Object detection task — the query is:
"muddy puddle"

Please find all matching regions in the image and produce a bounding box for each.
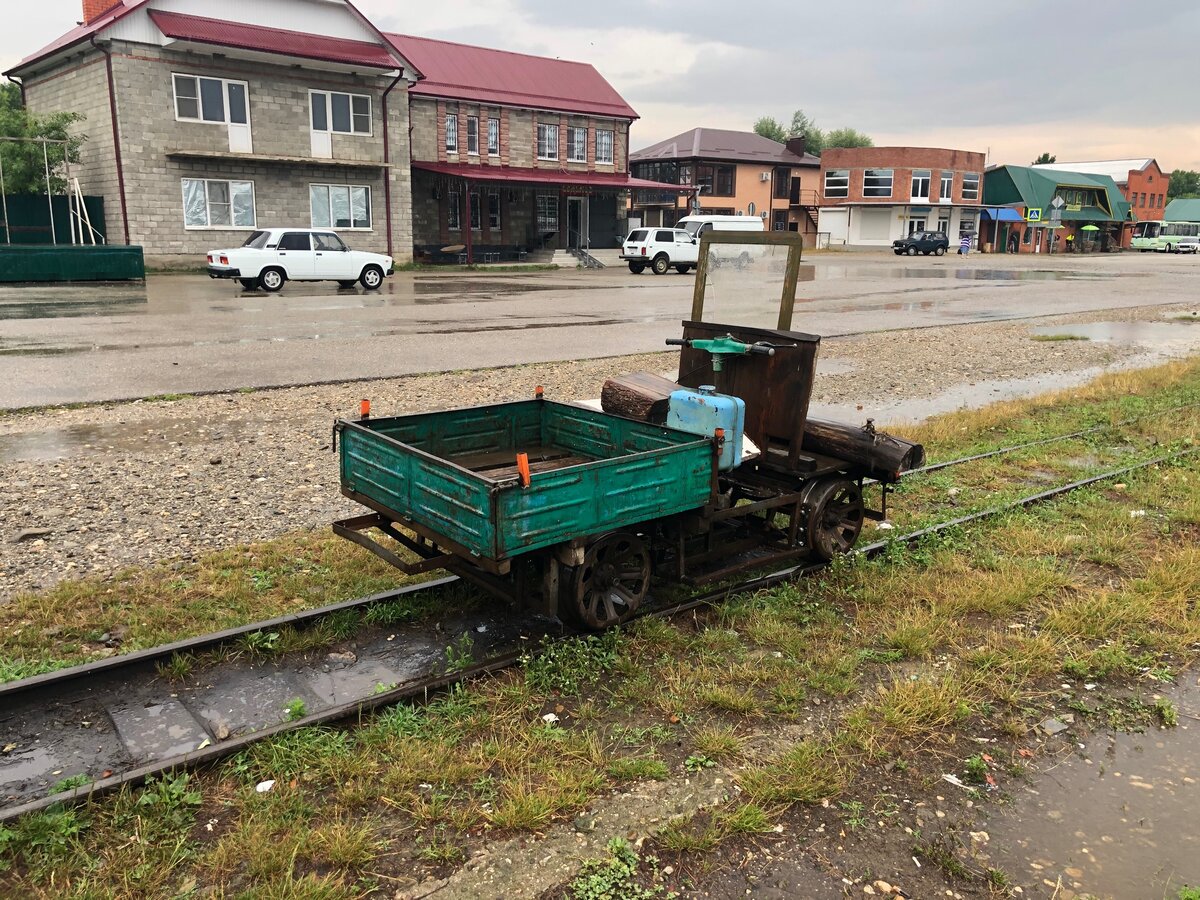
[985,675,1200,897]
[1033,320,1200,347]
[797,265,1112,283]
[0,418,246,463]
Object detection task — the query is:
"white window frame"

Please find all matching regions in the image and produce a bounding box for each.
[467,116,479,155]
[824,169,849,198]
[595,129,614,165]
[448,190,461,231]
[537,123,559,161]
[961,172,980,201]
[487,117,500,155]
[181,178,256,230]
[445,113,458,153]
[862,168,894,198]
[309,90,372,137]
[568,126,587,162]
[488,191,501,230]
[911,169,931,200]
[536,193,558,230]
[309,183,372,231]
[940,170,953,199]
[173,73,250,126]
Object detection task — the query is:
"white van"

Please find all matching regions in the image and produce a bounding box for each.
[676,215,765,238]
[677,215,765,266]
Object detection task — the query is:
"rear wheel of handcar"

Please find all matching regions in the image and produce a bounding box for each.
[359,265,384,290]
[651,255,671,275]
[566,531,650,630]
[259,267,286,293]
[628,261,646,274]
[803,477,865,561]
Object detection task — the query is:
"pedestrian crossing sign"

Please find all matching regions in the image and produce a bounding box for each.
[1026,208,1043,222]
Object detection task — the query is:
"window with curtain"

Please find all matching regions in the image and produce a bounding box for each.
[310,184,371,229]
[182,178,255,228]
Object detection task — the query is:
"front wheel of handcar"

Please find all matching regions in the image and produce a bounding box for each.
[258,267,286,293]
[359,265,384,290]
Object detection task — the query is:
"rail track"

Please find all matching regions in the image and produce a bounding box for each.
[1,426,1196,824]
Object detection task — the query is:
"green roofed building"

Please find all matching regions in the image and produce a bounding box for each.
[981,164,1132,254]
[1164,198,1200,222]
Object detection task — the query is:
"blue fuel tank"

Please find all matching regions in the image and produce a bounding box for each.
[666,385,745,471]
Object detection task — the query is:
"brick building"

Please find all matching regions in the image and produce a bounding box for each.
[627,128,820,239]
[389,34,671,262]
[1031,159,1170,248]
[8,0,418,263]
[816,147,985,248]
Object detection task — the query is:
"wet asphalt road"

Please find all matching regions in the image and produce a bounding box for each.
[0,252,1196,409]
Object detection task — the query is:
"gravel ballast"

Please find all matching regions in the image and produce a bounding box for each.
[1,301,1196,603]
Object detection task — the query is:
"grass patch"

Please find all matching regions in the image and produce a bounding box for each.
[7,358,1200,894]
[1031,333,1090,342]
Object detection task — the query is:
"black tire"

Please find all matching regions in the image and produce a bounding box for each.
[906,246,918,256]
[934,246,946,256]
[894,250,903,255]
[922,249,931,255]
[258,267,285,293]
[651,254,670,275]
[337,280,358,289]
[238,278,257,291]
[675,265,691,274]
[359,265,384,290]
[565,532,650,630]
[628,261,646,274]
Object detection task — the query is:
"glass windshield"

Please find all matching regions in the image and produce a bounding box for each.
[681,221,702,236]
[242,230,269,249]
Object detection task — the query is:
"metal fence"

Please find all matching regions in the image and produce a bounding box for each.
[0,136,106,245]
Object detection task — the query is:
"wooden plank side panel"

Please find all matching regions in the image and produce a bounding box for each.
[340,426,497,558]
[496,441,711,557]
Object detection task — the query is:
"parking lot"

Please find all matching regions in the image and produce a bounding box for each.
[0,250,1197,409]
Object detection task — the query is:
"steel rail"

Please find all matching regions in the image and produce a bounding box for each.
[906,400,1200,476]
[5,445,1193,824]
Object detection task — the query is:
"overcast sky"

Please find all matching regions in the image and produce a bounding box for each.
[6,0,1199,171]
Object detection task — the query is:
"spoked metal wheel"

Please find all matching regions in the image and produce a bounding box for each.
[804,478,865,560]
[569,532,650,630]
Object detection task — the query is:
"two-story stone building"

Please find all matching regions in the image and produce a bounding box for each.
[816,147,986,248]
[8,0,419,263]
[9,0,667,265]
[386,33,668,262]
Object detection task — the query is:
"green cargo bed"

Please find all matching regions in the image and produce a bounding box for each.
[337,400,714,565]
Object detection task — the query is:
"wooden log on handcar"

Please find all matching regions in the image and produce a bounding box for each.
[802,417,924,481]
[600,372,678,423]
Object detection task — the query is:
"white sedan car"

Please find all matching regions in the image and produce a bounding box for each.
[206,228,394,292]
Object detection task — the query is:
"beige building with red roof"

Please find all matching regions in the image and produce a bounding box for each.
[8,0,664,263]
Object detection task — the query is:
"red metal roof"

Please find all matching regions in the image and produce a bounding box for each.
[413,161,683,191]
[9,0,150,73]
[147,10,399,69]
[387,33,638,120]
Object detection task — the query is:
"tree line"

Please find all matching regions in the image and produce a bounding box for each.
[752,110,872,156]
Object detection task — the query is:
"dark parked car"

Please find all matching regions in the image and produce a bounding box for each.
[893,231,949,256]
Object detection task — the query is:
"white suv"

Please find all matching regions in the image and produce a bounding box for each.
[206,228,394,292]
[621,228,699,275]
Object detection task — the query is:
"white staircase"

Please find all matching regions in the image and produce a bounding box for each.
[551,249,578,267]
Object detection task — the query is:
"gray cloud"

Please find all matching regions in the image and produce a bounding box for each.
[5,0,1198,168]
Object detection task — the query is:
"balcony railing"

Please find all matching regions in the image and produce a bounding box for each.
[790,187,819,207]
[633,189,680,206]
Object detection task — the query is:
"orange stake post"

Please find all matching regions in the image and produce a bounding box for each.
[516,452,531,487]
